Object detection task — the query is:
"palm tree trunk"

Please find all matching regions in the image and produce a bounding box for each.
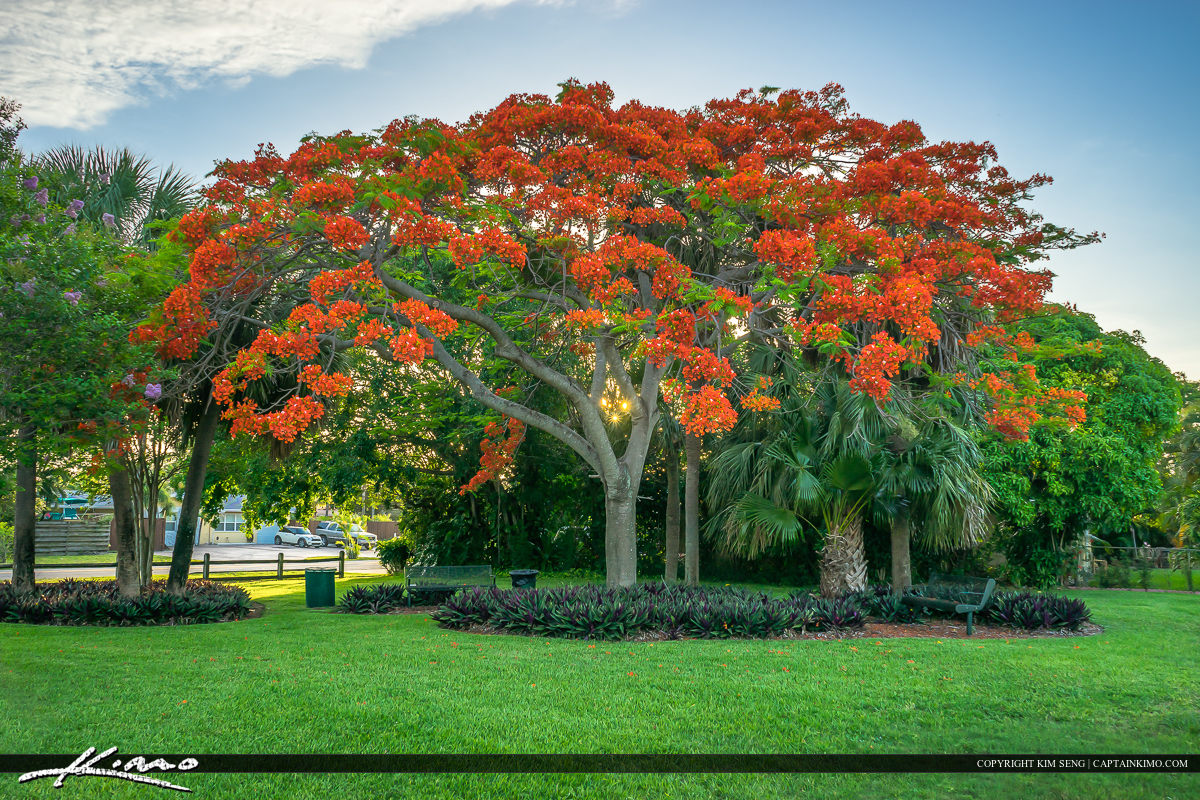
[664,437,680,584]
[12,423,37,594]
[891,515,913,592]
[683,431,702,586]
[109,464,139,597]
[166,398,221,594]
[819,512,867,597]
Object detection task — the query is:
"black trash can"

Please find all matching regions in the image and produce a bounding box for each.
[510,569,539,589]
[305,567,336,608]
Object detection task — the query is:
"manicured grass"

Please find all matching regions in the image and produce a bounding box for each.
[0,576,1196,799]
[1082,567,1198,592]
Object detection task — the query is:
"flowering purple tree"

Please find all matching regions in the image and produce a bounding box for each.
[0,100,158,594]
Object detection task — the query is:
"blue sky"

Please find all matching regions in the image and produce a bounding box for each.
[7,0,1198,376]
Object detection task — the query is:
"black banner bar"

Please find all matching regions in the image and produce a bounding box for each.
[0,754,1196,774]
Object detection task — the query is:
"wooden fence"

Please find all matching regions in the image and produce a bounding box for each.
[33,521,109,556]
[1,552,346,581]
[365,520,400,540]
[108,517,165,551]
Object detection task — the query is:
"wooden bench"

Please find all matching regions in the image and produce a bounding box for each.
[901,571,997,635]
[405,565,495,605]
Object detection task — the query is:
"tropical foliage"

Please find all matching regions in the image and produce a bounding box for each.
[139,80,1094,586]
[0,578,251,625]
[981,308,1181,586]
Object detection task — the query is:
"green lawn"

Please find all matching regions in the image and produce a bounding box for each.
[0,575,1196,799]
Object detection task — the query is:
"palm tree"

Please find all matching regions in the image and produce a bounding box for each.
[32,145,197,593]
[706,366,885,596]
[872,411,993,591]
[707,349,993,595]
[34,145,196,247]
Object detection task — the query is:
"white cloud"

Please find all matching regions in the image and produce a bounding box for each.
[1,0,538,129]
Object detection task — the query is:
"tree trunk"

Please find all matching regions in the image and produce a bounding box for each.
[683,431,701,586]
[166,397,221,594]
[129,468,148,589]
[142,503,158,588]
[819,513,867,597]
[891,515,912,592]
[664,439,680,585]
[109,464,139,598]
[12,423,37,594]
[604,486,638,588]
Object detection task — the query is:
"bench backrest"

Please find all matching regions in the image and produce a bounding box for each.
[405,565,494,587]
[922,571,997,608]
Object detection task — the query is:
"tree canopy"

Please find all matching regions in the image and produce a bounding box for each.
[141,80,1097,585]
[981,307,1182,585]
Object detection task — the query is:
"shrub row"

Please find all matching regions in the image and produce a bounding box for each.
[982,591,1091,631]
[336,581,1092,637]
[0,579,251,626]
[837,585,1091,631]
[833,585,927,624]
[431,584,864,640]
[335,583,461,612]
[337,583,406,613]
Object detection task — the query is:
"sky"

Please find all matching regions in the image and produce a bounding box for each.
[4,0,1198,377]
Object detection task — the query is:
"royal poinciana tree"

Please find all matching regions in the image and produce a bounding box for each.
[142,81,1093,587]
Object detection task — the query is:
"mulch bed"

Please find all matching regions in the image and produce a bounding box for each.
[415,619,1103,642]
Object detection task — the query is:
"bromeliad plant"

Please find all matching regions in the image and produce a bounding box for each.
[431,583,866,640]
[838,585,925,624]
[983,591,1091,631]
[0,579,251,626]
[336,583,406,613]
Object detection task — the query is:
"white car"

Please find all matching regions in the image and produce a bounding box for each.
[276,525,322,548]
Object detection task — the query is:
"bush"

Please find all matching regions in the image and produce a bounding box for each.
[1094,559,1132,588]
[431,584,866,641]
[982,591,1091,631]
[837,585,925,624]
[336,583,406,613]
[377,538,411,575]
[0,579,251,626]
[0,521,12,563]
[1137,556,1154,591]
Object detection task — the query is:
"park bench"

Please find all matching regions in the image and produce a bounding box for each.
[901,571,997,635]
[405,565,495,605]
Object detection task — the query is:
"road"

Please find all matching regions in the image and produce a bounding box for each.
[0,543,389,581]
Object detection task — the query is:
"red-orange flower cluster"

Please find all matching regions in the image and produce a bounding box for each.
[461,417,526,494]
[145,80,1089,450]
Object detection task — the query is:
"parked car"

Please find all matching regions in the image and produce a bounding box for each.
[315,521,378,549]
[311,523,349,548]
[276,525,322,548]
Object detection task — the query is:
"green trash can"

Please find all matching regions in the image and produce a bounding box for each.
[510,569,539,589]
[305,567,336,608]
